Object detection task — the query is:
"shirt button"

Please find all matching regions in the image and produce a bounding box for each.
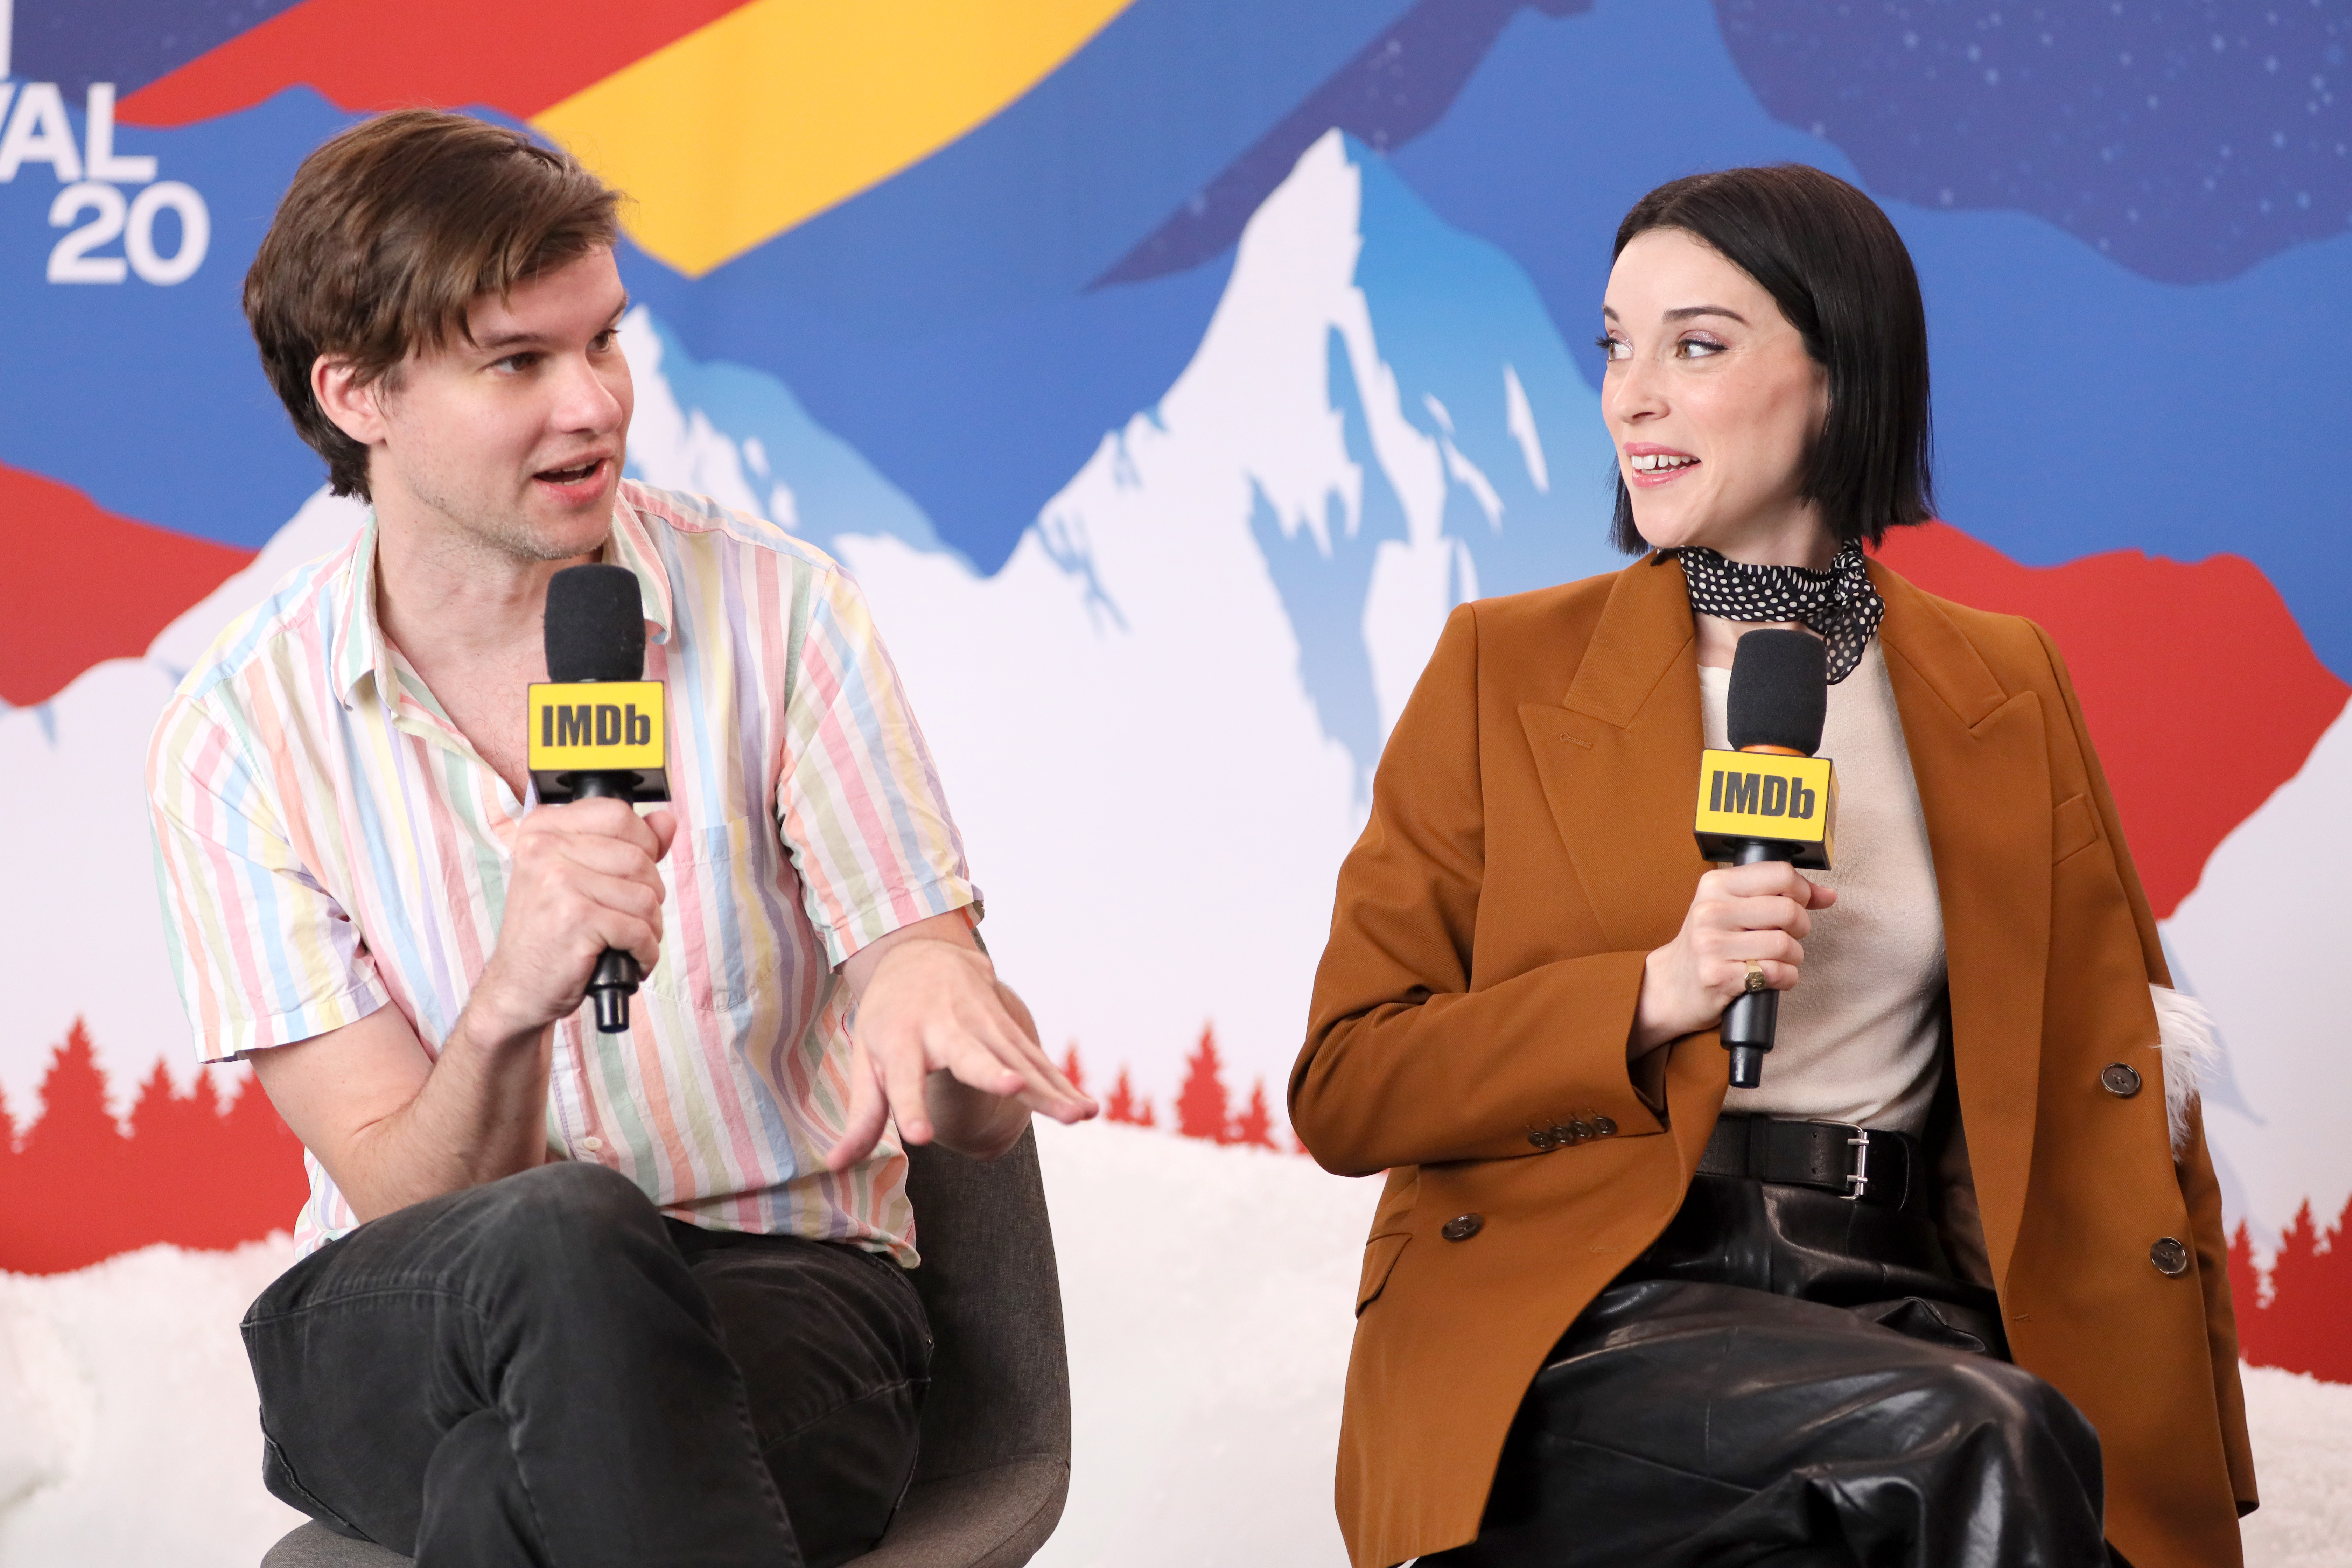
[579,1135,605,1153]
[2150,1237,2190,1276]
[1441,1213,1484,1242]
[1591,1116,1618,1138]
[1527,1129,1557,1151]
[2100,1063,2143,1098]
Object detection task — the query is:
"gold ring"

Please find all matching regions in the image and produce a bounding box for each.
[1743,961,1767,994]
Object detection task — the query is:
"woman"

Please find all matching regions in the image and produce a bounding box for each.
[1290,166,2254,1568]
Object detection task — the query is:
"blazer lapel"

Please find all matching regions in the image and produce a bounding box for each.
[1873,560,2053,1288]
[1517,555,1712,955]
[1517,557,1729,1160]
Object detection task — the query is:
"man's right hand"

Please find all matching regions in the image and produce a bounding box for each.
[468,798,679,1043]
[251,799,677,1224]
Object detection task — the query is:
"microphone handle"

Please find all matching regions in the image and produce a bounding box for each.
[572,772,642,1034]
[1721,838,1792,1088]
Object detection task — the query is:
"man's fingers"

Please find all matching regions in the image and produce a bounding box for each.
[987,981,1091,1106]
[960,989,1094,1114]
[880,1030,936,1147]
[536,796,668,858]
[826,1046,890,1172]
[565,869,665,944]
[549,890,662,973]
[645,807,679,862]
[546,831,665,882]
[992,981,1041,1043]
[571,917,661,976]
[944,1026,1066,1112]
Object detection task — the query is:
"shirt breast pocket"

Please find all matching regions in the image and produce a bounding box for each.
[643,814,784,1014]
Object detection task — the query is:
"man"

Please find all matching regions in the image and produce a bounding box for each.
[147,110,1093,1567]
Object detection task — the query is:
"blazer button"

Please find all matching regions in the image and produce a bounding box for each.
[1591,1116,1618,1138]
[1441,1213,1484,1242]
[2100,1062,2144,1098]
[2150,1237,2190,1276]
[1526,1128,1557,1151]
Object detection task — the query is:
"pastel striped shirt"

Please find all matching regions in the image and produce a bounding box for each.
[147,481,977,1261]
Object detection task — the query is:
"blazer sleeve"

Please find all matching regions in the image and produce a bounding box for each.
[1290,604,1662,1177]
[2033,624,2256,1509]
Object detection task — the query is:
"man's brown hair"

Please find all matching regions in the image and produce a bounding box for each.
[244,109,622,500]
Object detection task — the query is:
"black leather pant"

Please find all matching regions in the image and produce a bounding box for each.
[242,1161,930,1568]
[1423,1172,2110,1568]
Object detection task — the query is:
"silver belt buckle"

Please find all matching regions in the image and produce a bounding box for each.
[1842,1129,1871,1202]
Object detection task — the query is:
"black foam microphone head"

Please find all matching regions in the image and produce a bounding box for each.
[1727,629,1828,755]
[544,564,646,682]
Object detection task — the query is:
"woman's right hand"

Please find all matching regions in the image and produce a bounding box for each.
[1631,862,1836,1056]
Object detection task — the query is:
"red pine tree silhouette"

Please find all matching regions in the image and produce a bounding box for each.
[2,1019,310,1274]
[17,1019,122,1163]
[2228,1222,2264,1318]
[2228,1200,2352,1385]
[2254,1199,2352,1383]
[2312,1198,2352,1382]
[1175,1026,1234,1143]
[1060,1044,1085,1096]
[1232,1080,1279,1149]
[1135,1100,1156,1128]
[1105,1069,1141,1125]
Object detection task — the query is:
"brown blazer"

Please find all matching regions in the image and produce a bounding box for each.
[1290,555,2256,1568]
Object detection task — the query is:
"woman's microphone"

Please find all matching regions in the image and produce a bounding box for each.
[1693,629,1837,1087]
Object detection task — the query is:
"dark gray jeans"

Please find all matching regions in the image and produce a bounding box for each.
[243,1161,930,1568]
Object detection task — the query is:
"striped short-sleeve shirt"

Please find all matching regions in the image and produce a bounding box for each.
[147,481,977,1261]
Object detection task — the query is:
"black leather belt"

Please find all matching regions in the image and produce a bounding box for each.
[1699,1114,1924,1213]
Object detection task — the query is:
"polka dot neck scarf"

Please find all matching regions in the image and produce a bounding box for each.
[1668,540,1885,684]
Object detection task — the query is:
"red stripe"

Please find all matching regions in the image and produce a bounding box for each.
[118,0,757,128]
[0,462,251,708]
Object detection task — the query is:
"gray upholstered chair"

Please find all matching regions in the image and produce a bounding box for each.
[262,1128,1072,1568]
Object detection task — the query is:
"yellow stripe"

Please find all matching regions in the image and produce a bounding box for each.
[532,0,1136,277]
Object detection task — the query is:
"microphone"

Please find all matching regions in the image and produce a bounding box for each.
[1692,629,1837,1088]
[528,564,670,1034]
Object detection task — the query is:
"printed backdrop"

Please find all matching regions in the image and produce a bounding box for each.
[1,0,2347,1560]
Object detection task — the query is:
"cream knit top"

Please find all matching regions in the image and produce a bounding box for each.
[1702,639,1949,1133]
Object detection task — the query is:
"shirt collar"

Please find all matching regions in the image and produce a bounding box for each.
[604,485,676,648]
[331,491,675,711]
[331,510,391,710]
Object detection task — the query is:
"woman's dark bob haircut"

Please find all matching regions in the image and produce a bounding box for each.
[1609,164,1934,555]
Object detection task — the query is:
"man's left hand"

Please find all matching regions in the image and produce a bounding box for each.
[826,914,1097,1170]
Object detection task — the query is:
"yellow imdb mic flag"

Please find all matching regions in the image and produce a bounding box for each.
[1693,750,1837,869]
[526,681,670,804]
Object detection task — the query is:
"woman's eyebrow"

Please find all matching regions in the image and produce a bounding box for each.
[1664,304,1750,324]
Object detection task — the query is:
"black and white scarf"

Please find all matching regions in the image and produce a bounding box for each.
[1669,541,1885,684]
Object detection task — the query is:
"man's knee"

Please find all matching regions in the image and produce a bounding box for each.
[462,1161,669,1281]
